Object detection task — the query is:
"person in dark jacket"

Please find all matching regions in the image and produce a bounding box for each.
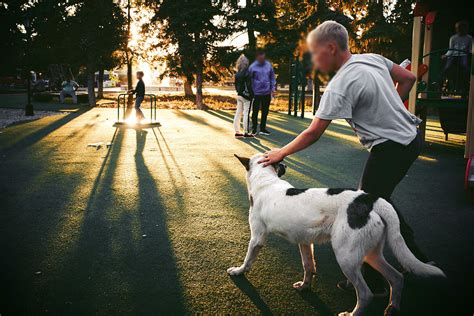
[129,71,145,120]
[233,54,254,138]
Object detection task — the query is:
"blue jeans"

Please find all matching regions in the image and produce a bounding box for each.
[135,96,144,109]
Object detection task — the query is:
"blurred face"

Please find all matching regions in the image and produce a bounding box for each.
[256,53,266,64]
[136,72,143,79]
[308,40,338,74]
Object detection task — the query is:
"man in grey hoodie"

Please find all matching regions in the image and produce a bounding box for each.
[248,50,277,135]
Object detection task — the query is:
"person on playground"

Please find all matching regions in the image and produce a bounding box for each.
[129,71,146,121]
[258,21,429,295]
[60,76,79,104]
[434,20,472,92]
[248,50,276,136]
[233,54,254,138]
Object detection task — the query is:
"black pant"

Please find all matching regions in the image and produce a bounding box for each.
[359,131,428,290]
[251,95,271,132]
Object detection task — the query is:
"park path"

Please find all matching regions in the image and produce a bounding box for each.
[0,108,472,315]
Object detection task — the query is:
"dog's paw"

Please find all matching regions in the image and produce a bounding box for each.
[292,281,310,291]
[227,266,245,276]
[338,312,352,316]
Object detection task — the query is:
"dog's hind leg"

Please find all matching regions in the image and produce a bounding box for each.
[334,244,373,316]
[293,244,316,291]
[365,245,403,316]
[227,217,267,276]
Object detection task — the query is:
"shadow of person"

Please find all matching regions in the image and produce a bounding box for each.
[229,275,273,315]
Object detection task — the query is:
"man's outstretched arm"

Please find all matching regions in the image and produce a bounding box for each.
[258,117,331,166]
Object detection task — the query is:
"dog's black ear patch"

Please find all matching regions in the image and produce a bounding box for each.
[286,188,308,196]
[347,193,379,229]
[234,154,250,171]
[327,188,356,195]
[274,163,286,177]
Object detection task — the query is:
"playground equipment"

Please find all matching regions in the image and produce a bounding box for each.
[115,93,160,128]
[415,49,470,140]
[409,1,474,202]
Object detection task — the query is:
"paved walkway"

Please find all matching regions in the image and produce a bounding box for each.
[0,107,472,315]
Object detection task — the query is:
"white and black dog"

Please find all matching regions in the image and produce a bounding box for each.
[228,153,445,316]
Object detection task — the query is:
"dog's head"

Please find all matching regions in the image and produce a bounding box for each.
[234,153,287,177]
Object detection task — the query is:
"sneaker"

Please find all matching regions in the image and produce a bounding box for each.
[259,129,271,136]
[234,132,244,138]
[244,133,255,138]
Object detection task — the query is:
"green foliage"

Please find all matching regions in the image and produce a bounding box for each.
[146,0,236,84]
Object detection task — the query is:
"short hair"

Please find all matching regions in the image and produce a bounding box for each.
[456,20,469,33]
[137,71,144,76]
[307,20,349,51]
[256,49,265,56]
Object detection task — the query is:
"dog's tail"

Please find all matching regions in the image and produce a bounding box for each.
[374,200,445,278]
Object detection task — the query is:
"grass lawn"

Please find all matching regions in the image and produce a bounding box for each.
[0,105,472,315]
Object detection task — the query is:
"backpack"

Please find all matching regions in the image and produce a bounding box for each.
[236,72,251,100]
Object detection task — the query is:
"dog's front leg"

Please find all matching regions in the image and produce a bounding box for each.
[293,244,316,291]
[227,217,266,276]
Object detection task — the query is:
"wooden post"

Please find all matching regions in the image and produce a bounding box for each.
[422,22,432,95]
[465,42,474,158]
[408,16,422,114]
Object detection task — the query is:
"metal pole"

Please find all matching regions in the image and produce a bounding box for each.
[300,78,306,119]
[293,60,299,117]
[126,0,133,107]
[117,95,120,122]
[288,57,293,115]
[25,20,34,116]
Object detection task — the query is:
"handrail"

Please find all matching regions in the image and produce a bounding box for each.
[116,93,157,123]
[421,48,472,59]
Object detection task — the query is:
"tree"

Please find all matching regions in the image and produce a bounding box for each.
[148,0,235,108]
[63,0,127,106]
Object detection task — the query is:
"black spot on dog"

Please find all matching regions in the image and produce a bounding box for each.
[326,188,356,195]
[347,193,379,229]
[286,188,308,196]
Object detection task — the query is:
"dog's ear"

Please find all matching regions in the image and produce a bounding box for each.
[274,162,287,177]
[234,154,250,171]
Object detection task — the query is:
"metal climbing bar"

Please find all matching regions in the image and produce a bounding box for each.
[115,93,161,128]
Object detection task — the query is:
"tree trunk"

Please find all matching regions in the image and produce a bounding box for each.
[183,75,194,98]
[195,69,205,110]
[97,69,104,99]
[246,0,256,52]
[87,67,96,107]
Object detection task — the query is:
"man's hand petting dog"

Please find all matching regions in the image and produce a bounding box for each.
[258,148,284,166]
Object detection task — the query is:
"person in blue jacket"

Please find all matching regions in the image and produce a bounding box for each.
[248,50,277,136]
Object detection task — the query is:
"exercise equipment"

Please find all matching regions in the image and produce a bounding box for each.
[115,93,160,128]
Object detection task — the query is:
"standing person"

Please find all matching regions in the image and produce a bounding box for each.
[248,50,276,136]
[434,20,472,91]
[60,77,79,104]
[233,54,254,138]
[129,71,145,120]
[258,21,430,297]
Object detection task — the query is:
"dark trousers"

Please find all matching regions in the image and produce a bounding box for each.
[359,131,428,289]
[251,95,271,132]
